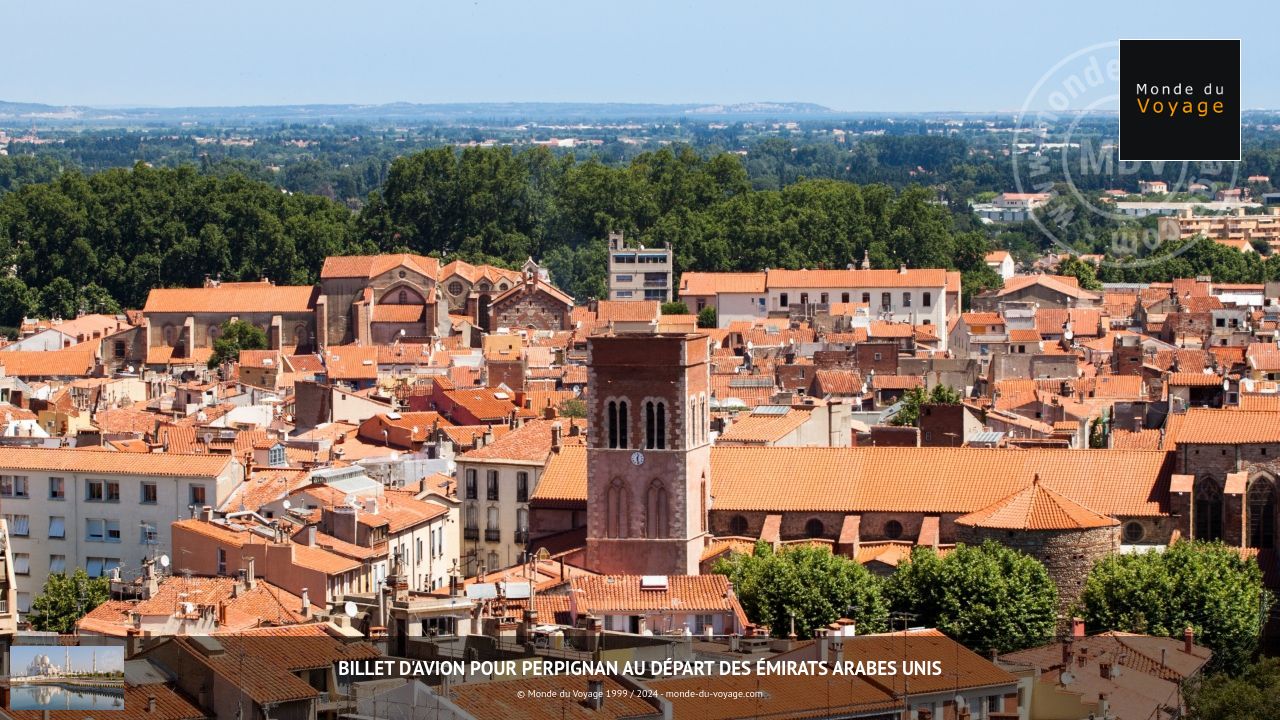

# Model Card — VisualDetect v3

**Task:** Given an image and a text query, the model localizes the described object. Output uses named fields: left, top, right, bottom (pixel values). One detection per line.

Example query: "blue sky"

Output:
left=10, top=0, right=1277, bottom=110
left=12, top=645, right=124, bottom=674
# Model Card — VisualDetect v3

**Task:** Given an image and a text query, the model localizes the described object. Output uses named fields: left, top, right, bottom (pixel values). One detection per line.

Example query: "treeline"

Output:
left=0, top=146, right=1001, bottom=327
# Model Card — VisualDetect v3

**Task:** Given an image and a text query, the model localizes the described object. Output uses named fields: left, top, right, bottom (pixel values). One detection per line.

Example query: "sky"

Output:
left=8, top=0, right=1279, bottom=111
left=12, top=645, right=124, bottom=674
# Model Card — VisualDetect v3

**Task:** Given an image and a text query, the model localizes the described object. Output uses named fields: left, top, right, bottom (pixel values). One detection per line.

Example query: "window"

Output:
left=189, top=484, right=206, bottom=506
left=616, top=290, right=633, bottom=298
left=465, top=469, right=478, bottom=499
left=804, top=518, right=825, bottom=538
left=841, top=292, right=850, bottom=303
left=645, top=400, right=666, bottom=449
left=606, top=478, right=629, bottom=538
left=114, top=340, right=126, bottom=356
left=141, top=525, right=158, bottom=544
left=779, top=293, right=789, bottom=308
left=48, top=516, right=65, bottom=539
left=1247, top=477, right=1276, bottom=549
left=465, top=504, right=478, bottom=529
left=1, top=475, right=28, bottom=498
left=49, top=555, right=66, bottom=574
left=516, top=472, right=529, bottom=503
left=86, top=518, right=105, bottom=542
left=5, top=514, right=28, bottom=537
left=49, top=477, right=64, bottom=500
left=880, top=292, right=891, bottom=308
left=615, top=274, right=633, bottom=283
left=417, top=538, right=424, bottom=565
left=923, top=292, right=933, bottom=308
left=486, top=470, right=499, bottom=501
left=106, top=481, right=120, bottom=502
left=269, top=446, right=285, bottom=466
left=729, top=515, right=749, bottom=535
left=13, top=553, right=28, bottom=575
left=217, top=548, right=226, bottom=575
left=141, top=482, right=158, bottom=504
left=15, top=592, right=29, bottom=613
left=86, top=480, right=104, bottom=501
left=902, top=292, right=912, bottom=307
left=105, top=519, right=121, bottom=543
left=861, top=292, right=870, bottom=304
left=607, top=400, right=629, bottom=449
left=884, top=520, right=904, bottom=539
left=799, top=293, right=809, bottom=305
left=486, top=551, right=499, bottom=572
left=819, top=293, right=829, bottom=304
left=1123, top=522, right=1145, bottom=543
left=1195, top=477, right=1224, bottom=541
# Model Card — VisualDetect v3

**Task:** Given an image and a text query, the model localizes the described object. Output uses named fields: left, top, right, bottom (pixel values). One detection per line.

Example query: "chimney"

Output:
left=586, top=679, right=604, bottom=710
left=301, top=588, right=311, bottom=618
left=1098, top=693, right=1110, bottom=718
left=1072, top=617, right=1085, bottom=638
left=551, top=423, right=562, bottom=453
left=305, top=525, right=317, bottom=547
left=898, top=264, right=907, bottom=274
left=201, top=505, right=213, bottom=522
left=1062, top=637, right=1074, bottom=665
left=217, top=601, right=228, bottom=627
left=1184, top=626, right=1195, bottom=654
left=370, top=497, right=380, bottom=515
left=815, top=628, right=829, bottom=663
left=147, top=695, right=157, bottom=714
left=543, top=405, right=557, bottom=420
left=244, top=558, right=256, bottom=590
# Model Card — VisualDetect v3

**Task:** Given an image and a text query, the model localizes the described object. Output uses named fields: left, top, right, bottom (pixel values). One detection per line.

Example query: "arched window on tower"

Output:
left=1195, top=476, right=1224, bottom=541
left=1247, top=476, right=1277, bottom=549
left=606, top=478, right=629, bottom=538
left=607, top=401, right=617, bottom=448
left=645, top=401, right=666, bottom=449
left=618, top=400, right=628, bottom=448
left=646, top=480, right=669, bottom=539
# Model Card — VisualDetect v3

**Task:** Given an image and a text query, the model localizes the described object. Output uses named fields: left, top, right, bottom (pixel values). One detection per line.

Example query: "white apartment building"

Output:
left=606, top=231, right=673, bottom=302
left=454, top=418, right=578, bottom=575
left=0, top=448, right=243, bottom=615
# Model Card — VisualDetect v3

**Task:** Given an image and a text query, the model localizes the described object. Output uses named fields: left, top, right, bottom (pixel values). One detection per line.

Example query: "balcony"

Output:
left=464, top=527, right=480, bottom=541
left=514, top=530, right=529, bottom=545
left=485, top=528, right=501, bottom=543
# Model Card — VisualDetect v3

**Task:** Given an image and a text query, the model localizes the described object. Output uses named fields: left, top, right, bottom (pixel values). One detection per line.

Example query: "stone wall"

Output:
left=956, top=524, right=1120, bottom=616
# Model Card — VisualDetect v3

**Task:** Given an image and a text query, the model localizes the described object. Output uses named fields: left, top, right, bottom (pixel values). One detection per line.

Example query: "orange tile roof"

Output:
left=439, top=423, right=513, bottom=448
left=998, top=274, right=1099, bottom=300
left=1110, top=428, right=1163, bottom=450
left=1237, top=394, right=1280, bottom=412
left=1037, top=308, right=1105, bottom=337
left=0, top=447, right=232, bottom=477
left=1167, top=371, right=1224, bottom=387
left=1008, top=328, right=1043, bottom=342
left=871, top=374, right=924, bottom=390
left=962, top=312, right=1005, bottom=326
left=594, top=300, right=660, bottom=322
left=534, top=445, right=1171, bottom=517
left=766, top=267, right=949, bottom=289
left=1173, top=408, right=1280, bottom=444
left=955, top=476, right=1119, bottom=530
left=320, top=253, right=440, bottom=279
left=986, top=250, right=1011, bottom=262
left=490, top=277, right=576, bottom=308
left=460, top=418, right=587, bottom=462
left=812, top=369, right=863, bottom=396
left=370, top=304, right=426, bottom=323
left=143, top=282, right=315, bottom=313
left=0, top=346, right=98, bottom=377
left=93, top=407, right=163, bottom=436
left=323, top=345, right=379, bottom=380
left=679, top=271, right=768, bottom=295
left=571, top=574, right=743, bottom=614
left=868, top=321, right=915, bottom=338
left=443, top=387, right=519, bottom=422
left=718, top=408, right=812, bottom=444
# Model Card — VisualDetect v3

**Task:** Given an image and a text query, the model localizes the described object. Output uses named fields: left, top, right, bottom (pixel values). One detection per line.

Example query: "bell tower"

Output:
left=585, top=331, right=712, bottom=575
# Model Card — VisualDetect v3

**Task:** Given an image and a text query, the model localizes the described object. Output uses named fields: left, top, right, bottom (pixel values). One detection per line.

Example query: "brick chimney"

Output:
left=551, top=423, right=562, bottom=454
left=1184, top=626, right=1195, bottom=654
left=1072, top=617, right=1086, bottom=638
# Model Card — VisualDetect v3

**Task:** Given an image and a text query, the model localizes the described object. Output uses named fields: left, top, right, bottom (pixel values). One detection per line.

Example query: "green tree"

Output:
left=29, top=568, right=110, bottom=634
left=697, top=306, right=717, bottom=328
left=660, top=301, right=689, bottom=315
left=38, top=277, right=79, bottom=319
left=557, top=397, right=587, bottom=418
left=1185, top=657, right=1280, bottom=720
left=885, top=542, right=1058, bottom=653
left=208, top=319, right=268, bottom=368
left=714, top=542, right=888, bottom=639
left=1056, top=255, right=1104, bottom=290
left=1081, top=541, right=1273, bottom=673
left=890, top=383, right=963, bottom=427
left=0, top=276, right=34, bottom=328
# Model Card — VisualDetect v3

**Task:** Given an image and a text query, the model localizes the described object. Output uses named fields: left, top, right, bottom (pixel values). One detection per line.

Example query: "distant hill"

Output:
left=0, top=100, right=839, bottom=126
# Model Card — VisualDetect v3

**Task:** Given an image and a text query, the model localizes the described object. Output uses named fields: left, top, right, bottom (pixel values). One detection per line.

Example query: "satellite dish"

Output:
left=282, top=500, right=292, bottom=510
left=159, top=554, right=170, bottom=568
left=344, top=601, right=358, bottom=618
left=1063, top=330, right=1074, bottom=341
left=181, top=602, right=195, bottom=614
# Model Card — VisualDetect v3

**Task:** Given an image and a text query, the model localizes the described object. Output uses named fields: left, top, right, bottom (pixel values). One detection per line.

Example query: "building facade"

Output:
left=607, top=232, right=673, bottom=302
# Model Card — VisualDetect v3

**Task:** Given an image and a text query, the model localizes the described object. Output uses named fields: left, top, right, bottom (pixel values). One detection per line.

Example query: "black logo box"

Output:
left=1119, top=39, right=1240, bottom=162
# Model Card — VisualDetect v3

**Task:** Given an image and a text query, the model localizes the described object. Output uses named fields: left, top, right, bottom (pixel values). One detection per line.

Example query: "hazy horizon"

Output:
left=10, top=0, right=1279, bottom=112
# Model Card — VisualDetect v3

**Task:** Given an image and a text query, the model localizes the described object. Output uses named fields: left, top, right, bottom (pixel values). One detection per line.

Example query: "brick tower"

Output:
left=584, top=331, right=712, bottom=575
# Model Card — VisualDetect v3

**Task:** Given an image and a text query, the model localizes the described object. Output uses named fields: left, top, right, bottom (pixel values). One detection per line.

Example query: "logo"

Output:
left=1012, top=41, right=1240, bottom=268
left=1119, top=39, right=1240, bottom=161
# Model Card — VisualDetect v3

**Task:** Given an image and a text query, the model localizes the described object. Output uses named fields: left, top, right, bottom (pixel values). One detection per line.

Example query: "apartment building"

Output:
left=606, top=231, right=673, bottom=302
left=1157, top=206, right=1280, bottom=251
left=0, top=448, right=243, bottom=614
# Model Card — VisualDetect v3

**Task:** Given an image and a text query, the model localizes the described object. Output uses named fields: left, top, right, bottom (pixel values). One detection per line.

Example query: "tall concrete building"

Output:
left=584, top=330, right=712, bottom=575
left=606, top=232, right=673, bottom=302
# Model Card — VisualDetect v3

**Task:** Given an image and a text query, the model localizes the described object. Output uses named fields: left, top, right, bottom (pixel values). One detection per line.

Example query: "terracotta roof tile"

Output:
left=0, top=347, right=98, bottom=377
left=320, top=253, right=440, bottom=279
left=679, top=272, right=768, bottom=295
left=1173, top=408, right=1280, bottom=444
left=956, top=476, right=1119, bottom=530
left=460, top=418, right=586, bottom=462
left=0, top=447, right=232, bottom=477
left=571, top=574, right=742, bottom=614
left=718, top=408, right=812, bottom=444
left=143, top=282, right=315, bottom=313
left=767, top=268, right=949, bottom=289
